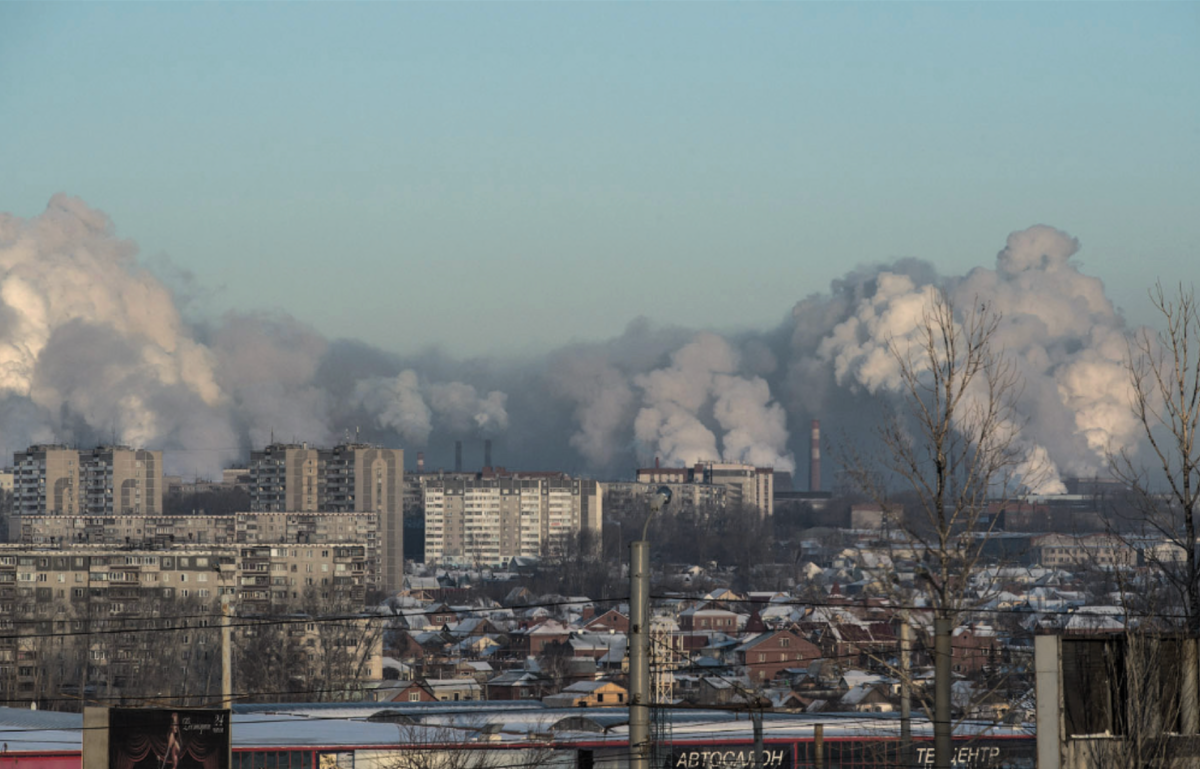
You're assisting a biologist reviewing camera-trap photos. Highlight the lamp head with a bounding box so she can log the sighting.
[649,485,673,512]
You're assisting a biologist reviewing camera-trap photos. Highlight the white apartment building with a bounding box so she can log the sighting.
[423,476,602,567]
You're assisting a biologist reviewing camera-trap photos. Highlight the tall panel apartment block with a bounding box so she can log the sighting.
[248,443,404,594]
[13,445,163,517]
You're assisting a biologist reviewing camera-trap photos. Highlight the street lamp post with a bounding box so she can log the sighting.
[629,487,671,769]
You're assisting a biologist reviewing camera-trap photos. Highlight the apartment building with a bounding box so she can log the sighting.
[18,510,383,591]
[248,443,403,593]
[423,476,602,567]
[235,511,379,589]
[19,514,236,546]
[636,460,775,516]
[249,444,321,512]
[12,445,163,517]
[0,542,375,701]
[603,481,728,518]
[1033,533,1139,569]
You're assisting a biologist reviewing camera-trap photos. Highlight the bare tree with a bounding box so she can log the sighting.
[842,289,1034,769]
[1114,282,1200,633]
[298,587,385,701]
[379,719,556,769]
[1108,281,1200,737]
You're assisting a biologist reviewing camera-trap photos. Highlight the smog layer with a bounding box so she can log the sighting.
[0,195,1142,489]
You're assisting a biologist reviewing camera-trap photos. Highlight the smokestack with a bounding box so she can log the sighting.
[810,419,821,493]
[417,452,425,472]
[455,441,463,473]
[484,439,492,469]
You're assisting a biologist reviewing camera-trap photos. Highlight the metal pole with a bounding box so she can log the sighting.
[629,540,651,769]
[813,724,823,769]
[934,617,952,769]
[221,593,232,707]
[752,708,763,769]
[900,620,912,768]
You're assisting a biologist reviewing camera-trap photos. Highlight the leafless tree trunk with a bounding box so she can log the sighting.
[841,289,1035,769]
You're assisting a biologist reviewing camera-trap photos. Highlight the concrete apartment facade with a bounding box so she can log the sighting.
[12,445,163,517]
[0,542,377,700]
[17,510,383,591]
[423,476,602,567]
[248,443,403,593]
[636,460,775,516]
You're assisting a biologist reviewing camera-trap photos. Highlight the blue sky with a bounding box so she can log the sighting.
[2,2,1197,356]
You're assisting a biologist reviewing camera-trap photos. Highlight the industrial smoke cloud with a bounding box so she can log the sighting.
[0,195,1145,488]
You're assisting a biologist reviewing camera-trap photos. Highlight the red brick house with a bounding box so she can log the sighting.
[951,625,998,675]
[386,680,438,703]
[680,607,740,632]
[584,609,629,634]
[736,630,822,684]
[527,619,571,655]
[426,603,458,628]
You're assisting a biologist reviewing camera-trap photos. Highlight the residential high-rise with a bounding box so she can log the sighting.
[247,443,404,593]
[81,446,163,515]
[12,445,163,517]
[248,444,321,512]
[319,444,403,595]
[635,460,774,516]
[423,475,602,567]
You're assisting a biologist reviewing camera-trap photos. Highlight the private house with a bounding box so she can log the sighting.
[542,680,629,708]
[736,630,822,684]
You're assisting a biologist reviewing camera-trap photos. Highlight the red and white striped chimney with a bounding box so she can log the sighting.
[810,419,821,492]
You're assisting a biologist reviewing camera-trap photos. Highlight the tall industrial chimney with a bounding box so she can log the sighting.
[417,452,425,472]
[810,419,821,493]
[484,439,492,469]
[455,441,463,473]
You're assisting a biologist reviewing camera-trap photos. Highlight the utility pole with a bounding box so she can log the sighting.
[934,616,952,769]
[629,487,671,769]
[221,591,232,707]
[752,707,763,769]
[900,619,912,768]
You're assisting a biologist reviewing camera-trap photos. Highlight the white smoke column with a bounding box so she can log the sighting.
[712,374,794,471]
[0,195,240,471]
[633,333,733,466]
[548,353,635,468]
[631,332,795,470]
[352,369,433,444]
[816,272,940,393]
[955,224,1141,474]
[429,381,509,433]
[0,195,221,406]
[212,313,333,449]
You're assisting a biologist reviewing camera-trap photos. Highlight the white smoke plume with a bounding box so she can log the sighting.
[0,196,1158,488]
[632,333,795,472]
[352,370,433,445]
[0,196,514,475]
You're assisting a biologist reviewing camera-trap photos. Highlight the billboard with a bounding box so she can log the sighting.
[107,708,231,769]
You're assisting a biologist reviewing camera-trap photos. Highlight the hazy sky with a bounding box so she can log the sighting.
[2,2,1197,357]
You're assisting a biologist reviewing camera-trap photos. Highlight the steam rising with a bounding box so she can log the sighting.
[0,196,1145,488]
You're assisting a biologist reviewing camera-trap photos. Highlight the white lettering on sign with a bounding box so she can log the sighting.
[673,748,788,769]
[915,746,1003,766]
